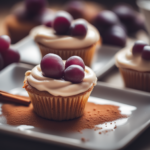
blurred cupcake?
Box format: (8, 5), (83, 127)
(115, 40), (150, 92)
(64, 0), (104, 23)
(31, 11), (101, 67)
(4, 0), (54, 44)
(23, 54), (97, 121)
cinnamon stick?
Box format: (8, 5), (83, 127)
(0, 90), (31, 106)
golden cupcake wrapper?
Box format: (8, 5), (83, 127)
(120, 68), (150, 92)
(37, 41), (100, 67)
(27, 87), (93, 121)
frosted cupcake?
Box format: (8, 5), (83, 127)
(30, 11), (101, 67)
(115, 40), (150, 92)
(23, 54), (97, 121)
(4, 0), (53, 44)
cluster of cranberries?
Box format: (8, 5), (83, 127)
(65, 0), (84, 20)
(93, 10), (126, 47)
(112, 5), (145, 34)
(63, 1), (145, 47)
(40, 54), (85, 83)
(44, 11), (88, 36)
(25, 0), (46, 15)
(16, 0), (47, 21)
(132, 41), (150, 60)
(0, 35), (20, 70)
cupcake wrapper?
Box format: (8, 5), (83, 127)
(37, 42), (99, 67)
(27, 88), (93, 121)
(120, 68), (150, 92)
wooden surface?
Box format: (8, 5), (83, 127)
(0, 5), (150, 150)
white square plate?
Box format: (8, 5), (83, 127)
(0, 63), (150, 150)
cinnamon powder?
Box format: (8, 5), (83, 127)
(1, 102), (127, 132)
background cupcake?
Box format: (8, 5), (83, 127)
(30, 11), (100, 67)
(4, 0), (54, 44)
(115, 40), (150, 92)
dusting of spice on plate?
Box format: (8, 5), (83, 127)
(1, 102), (127, 132)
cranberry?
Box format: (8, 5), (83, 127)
(64, 65), (85, 83)
(40, 54), (64, 79)
(127, 14), (146, 34)
(3, 48), (20, 67)
(142, 46), (150, 60)
(132, 41), (147, 54)
(103, 25), (127, 47)
(70, 19), (87, 36)
(44, 20), (53, 27)
(52, 11), (73, 34)
(65, 1), (84, 19)
(0, 54), (4, 70)
(0, 35), (11, 54)
(93, 11), (119, 30)
(25, 0), (46, 15)
(65, 56), (85, 70)
(42, 11), (55, 27)
(113, 5), (136, 24)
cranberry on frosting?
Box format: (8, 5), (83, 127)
(142, 46), (150, 60)
(132, 40), (148, 54)
(70, 19), (88, 36)
(52, 11), (73, 34)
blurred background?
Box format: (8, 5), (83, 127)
(0, 0), (138, 8)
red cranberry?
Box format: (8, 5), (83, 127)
(40, 54), (64, 79)
(65, 1), (84, 19)
(52, 11), (73, 34)
(70, 19), (87, 36)
(132, 41), (148, 54)
(42, 11), (55, 27)
(103, 25), (127, 47)
(65, 56), (85, 70)
(0, 54), (4, 70)
(64, 65), (85, 83)
(25, 0), (46, 15)
(3, 48), (20, 67)
(113, 5), (136, 24)
(127, 14), (146, 34)
(44, 20), (53, 27)
(0, 35), (11, 54)
(142, 46), (150, 60)
(93, 11), (119, 30)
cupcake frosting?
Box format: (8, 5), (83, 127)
(115, 46), (150, 72)
(30, 19), (100, 50)
(25, 65), (97, 97)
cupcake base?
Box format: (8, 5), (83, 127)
(119, 68), (150, 92)
(24, 80), (94, 121)
(37, 40), (100, 67)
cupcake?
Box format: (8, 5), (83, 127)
(64, 0), (104, 23)
(23, 54), (97, 121)
(30, 11), (101, 67)
(115, 40), (150, 92)
(4, 0), (53, 44)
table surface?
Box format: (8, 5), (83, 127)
(0, 5), (150, 150)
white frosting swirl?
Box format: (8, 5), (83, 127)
(115, 46), (150, 72)
(30, 19), (100, 49)
(26, 65), (97, 97)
